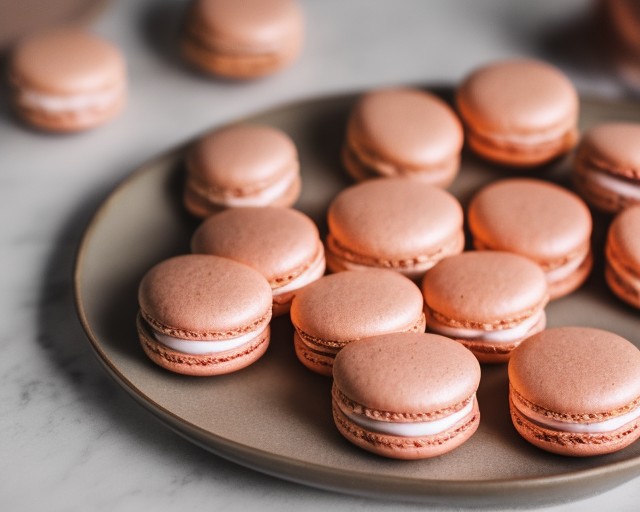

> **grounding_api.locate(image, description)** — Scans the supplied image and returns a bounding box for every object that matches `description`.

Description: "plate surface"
[75,90,640,506]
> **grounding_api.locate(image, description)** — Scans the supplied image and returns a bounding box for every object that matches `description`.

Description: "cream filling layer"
[333,255,437,280]
[339,396,475,437]
[581,166,640,200]
[471,120,575,147]
[428,310,544,343]
[272,250,325,296]
[513,399,640,434]
[545,250,589,283]
[19,86,122,113]
[153,326,266,355]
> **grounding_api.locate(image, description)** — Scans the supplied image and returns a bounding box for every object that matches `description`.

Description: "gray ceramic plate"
[74,90,640,507]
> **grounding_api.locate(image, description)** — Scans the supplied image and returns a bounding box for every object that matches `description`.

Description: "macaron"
[456,59,579,167]
[332,332,481,459]
[509,327,640,457]
[137,254,272,376]
[9,27,126,132]
[573,122,640,213]
[183,124,301,217]
[290,269,426,376]
[342,87,463,186]
[191,207,325,316]
[468,178,593,299]
[182,0,304,79]
[422,251,549,363]
[606,205,640,308]
[326,178,464,281]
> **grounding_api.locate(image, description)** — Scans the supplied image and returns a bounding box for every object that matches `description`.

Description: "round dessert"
[606,205,640,308]
[326,178,464,281]
[182,0,304,79]
[290,269,426,376]
[342,87,463,187]
[509,327,640,456]
[422,251,549,363]
[183,124,301,217]
[9,27,126,132]
[573,122,640,213]
[137,254,272,376]
[332,332,481,459]
[468,178,593,299]
[191,207,325,316]
[456,59,579,167]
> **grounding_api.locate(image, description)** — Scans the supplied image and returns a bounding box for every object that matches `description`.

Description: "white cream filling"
[428,310,544,343]
[473,122,574,147]
[514,399,640,434]
[153,326,265,355]
[340,396,475,437]
[214,170,298,207]
[544,251,589,283]
[272,250,326,296]
[19,86,122,113]
[582,167,640,201]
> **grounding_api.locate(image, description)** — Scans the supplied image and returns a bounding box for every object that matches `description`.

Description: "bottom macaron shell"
[509,396,640,457]
[605,262,640,309]
[547,250,594,300]
[137,315,270,376]
[293,331,334,377]
[332,398,480,460]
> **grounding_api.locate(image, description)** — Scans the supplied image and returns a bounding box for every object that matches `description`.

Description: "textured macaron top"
[422,251,548,326]
[468,179,592,264]
[188,0,303,52]
[457,59,578,135]
[328,178,463,260]
[10,28,125,94]
[608,205,640,270]
[333,332,481,416]
[576,122,640,179]
[290,270,424,342]
[347,88,463,167]
[191,207,321,284]
[509,327,640,417]
[138,254,272,339]
[186,124,298,189]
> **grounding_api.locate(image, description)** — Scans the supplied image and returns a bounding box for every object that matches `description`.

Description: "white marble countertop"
[2,0,638,510]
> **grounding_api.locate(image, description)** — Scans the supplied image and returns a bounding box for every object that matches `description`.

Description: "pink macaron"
[191,207,325,316]
[422,251,549,363]
[468,178,593,299]
[290,269,426,376]
[183,124,301,217]
[606,205,640,308]
[137,254,272,376]
[332,332,481,459]
[326,178,464,281]
[509,327,640,456]
[342,87,463,186]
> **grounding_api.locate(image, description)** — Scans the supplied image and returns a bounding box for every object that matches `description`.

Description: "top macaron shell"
[576,123,640,180]
[344,88,463,184]
[138,254,272,339]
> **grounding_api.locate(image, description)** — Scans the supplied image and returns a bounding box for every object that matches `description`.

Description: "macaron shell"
[509,327,640,416]
[137,314,270,376]
[576,123,640,179]
[290,270,425,342]
[138,254,272,339]
[10,28,125,94]
[327,178,463,261]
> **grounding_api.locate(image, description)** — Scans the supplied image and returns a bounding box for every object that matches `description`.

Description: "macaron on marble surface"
[606,205,640,308]
[468,178,593,299]
[456,59,579,167]
[332,332,481,459]
[326,178,464,281]
[137,254,272,376]
[183,124,301,217]
[573,122,640,213]
[342,87,463,186]
[290,270,426,376]
[508,327,640,457]
[422,251,549,363]
[191,207,325,316]
[9,27,126,132]
[182,0,304,79]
